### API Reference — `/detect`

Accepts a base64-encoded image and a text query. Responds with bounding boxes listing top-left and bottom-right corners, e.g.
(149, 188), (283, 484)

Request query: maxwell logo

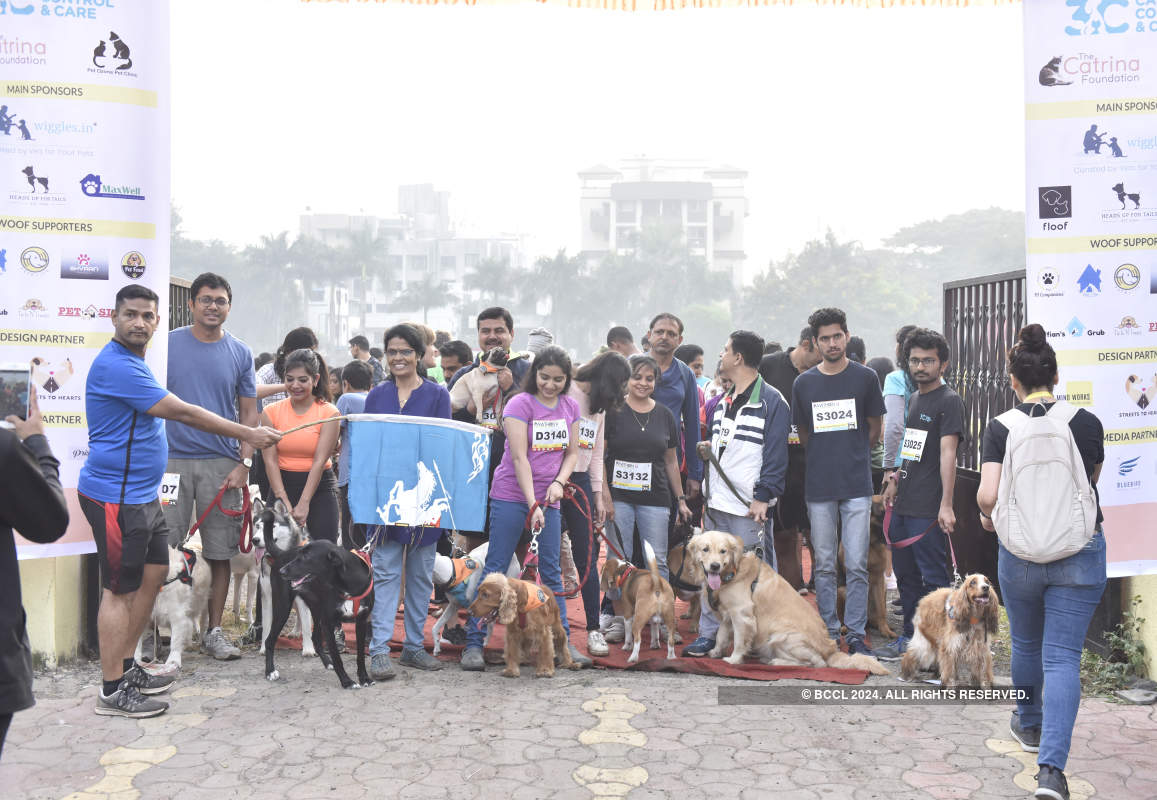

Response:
(80, 173), (144, 201)
(1065, 0), (1130, 36)
(1076, 264), (1102, 296)
(61, 252), (108, 280)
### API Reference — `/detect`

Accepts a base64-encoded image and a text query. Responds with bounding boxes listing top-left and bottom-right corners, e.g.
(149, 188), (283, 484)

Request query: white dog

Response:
(430, 542), (521, 655)
(135, 535), (211, 670)
(230, 549), (259, 624)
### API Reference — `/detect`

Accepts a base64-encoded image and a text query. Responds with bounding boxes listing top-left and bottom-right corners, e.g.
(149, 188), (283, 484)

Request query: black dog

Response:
(1112, 182), (1141, 210)
(279, 540), (374, 689)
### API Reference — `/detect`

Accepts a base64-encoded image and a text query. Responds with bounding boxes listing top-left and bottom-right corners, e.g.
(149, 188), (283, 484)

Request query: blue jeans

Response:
(561, 471), (600, 632)
(465, 498), (567, 650)
(698, 507), (764, 639)
(612, 501), (671, 579)
(369, 538), (437, 656)
(807, 496), (871, 639)
(999, 532), (1106, 771)
(889, 514), (950, 639)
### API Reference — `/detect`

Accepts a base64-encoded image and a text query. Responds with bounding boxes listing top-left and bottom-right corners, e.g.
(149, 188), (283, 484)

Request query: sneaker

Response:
(659, 623), (682, 645)
(369, 653), (396, 681)
(1034, 765), (1069, 800)
(565, 642), (592, 668)
(399, 649), (444, 671)
(891, 597), (903, 609)
(460, 647), (485, 672)
(845, 635), (878, 658)
(797, 586), (809, 596)
(586, 630), (609, 657)
(874, 636), (909, 663)
(121, 663), (175, 695)
(598, 612), (615, 630)
(681, 636), (716, 658)
(602, 617), (625, 644)
(95, 685), (168, 718)
(1011, 714), (1041, 753)
(202, 627), (241, 661)
(885, 571), (897, 591)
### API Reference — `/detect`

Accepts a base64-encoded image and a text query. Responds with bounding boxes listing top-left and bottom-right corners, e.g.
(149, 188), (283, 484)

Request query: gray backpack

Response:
(992, 401), (1096, 564)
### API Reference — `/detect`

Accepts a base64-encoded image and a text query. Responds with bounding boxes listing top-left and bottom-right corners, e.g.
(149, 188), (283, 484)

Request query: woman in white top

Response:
(563, 351), (631, 657)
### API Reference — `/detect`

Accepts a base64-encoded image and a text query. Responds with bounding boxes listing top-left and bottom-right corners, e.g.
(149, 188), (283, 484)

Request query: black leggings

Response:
(279, 468), (339, 543)
(0, 712), (11, 761)
(561, 470), (601, 632)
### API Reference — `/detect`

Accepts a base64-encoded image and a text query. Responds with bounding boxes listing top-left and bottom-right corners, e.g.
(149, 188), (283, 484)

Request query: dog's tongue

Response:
(707, 574), (722, 591)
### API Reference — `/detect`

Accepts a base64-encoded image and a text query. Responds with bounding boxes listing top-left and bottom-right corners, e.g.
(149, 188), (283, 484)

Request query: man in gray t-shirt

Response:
(162, 273), (257, 661)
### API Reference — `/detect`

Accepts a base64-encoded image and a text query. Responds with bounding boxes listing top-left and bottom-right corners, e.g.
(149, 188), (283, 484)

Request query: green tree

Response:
(392, 274), (458, 324)
(884, 207), (1025, 283)
(242, 231), (303, 346)
(464, 257), (516, 305)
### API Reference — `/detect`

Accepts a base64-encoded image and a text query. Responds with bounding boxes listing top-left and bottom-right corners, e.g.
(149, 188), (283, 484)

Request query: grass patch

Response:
(1080, 595), (1148, 699)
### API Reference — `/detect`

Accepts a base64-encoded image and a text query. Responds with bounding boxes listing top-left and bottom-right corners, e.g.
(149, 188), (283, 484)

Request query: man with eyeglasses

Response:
(790, 307), (885, 659)
(875, 328), (964, 662)
(161, 272), (258, 661)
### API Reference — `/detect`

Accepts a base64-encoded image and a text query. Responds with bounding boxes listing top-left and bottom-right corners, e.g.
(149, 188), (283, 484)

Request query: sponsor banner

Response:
(1025, 0), (1157, 576)
(5, 2), (170, 560)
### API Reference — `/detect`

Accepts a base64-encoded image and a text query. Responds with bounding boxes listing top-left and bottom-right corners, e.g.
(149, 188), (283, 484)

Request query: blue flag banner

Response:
(347, 414), (492, 531)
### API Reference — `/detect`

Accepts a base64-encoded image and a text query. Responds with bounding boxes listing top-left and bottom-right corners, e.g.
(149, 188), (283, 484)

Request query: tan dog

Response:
(836, 496), (896, 639)
(467, 573), (578, 678)
(667, 534), (702, 634)
(600, 555), (678, 663)
(692, 530), (889, 675)
(900, 574), (1000, 687)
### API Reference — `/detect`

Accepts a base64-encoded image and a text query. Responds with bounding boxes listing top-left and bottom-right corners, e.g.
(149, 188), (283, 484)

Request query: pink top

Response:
(567, 384), (606, 494)
(490, 392), (580, 509)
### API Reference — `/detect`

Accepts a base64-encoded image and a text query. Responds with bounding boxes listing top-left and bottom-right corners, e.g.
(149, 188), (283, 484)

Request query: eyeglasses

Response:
(386, 348), (415, 359)
(195, 296), (230, 308)
(908, 357), (939, 368)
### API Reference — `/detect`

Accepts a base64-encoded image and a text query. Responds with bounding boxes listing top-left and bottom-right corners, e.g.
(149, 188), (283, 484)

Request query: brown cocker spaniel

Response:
(467, 573), (578, 678)
(900, 574), (1000, 688)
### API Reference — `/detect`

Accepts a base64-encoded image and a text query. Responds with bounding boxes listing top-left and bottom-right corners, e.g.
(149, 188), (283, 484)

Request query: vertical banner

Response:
(1, 1), (171, 559)
(1023, 0), (1157, 576)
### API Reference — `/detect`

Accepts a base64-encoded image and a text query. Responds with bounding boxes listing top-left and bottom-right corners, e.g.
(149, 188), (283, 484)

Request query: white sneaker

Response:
(202, 627), (241, 661)
(602, 617), (625, 644)
(885, 572), (898, 591)
(599, 613), (614, 630)
(586, 630), (609, 657)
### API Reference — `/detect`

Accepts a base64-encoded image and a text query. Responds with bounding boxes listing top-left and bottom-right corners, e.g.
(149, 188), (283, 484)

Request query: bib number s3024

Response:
(811, 398), (857, 433)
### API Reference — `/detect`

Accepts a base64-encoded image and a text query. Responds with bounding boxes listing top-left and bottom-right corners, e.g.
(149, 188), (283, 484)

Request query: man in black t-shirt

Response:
(877, 329), (965, 661)
(791, 308), (886, 658)
(758, 326), (821, 590)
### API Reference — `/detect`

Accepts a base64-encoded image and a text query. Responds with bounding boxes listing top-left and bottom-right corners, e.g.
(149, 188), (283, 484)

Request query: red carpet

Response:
(275, 541), (870, 684)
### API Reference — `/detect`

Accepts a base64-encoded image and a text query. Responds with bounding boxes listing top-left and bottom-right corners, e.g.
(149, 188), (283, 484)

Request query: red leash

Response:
(521, 482), (603, 599)
(184, 485), (253, 554)
(348, 549), (374, 617)
(883, 505), (963, 585)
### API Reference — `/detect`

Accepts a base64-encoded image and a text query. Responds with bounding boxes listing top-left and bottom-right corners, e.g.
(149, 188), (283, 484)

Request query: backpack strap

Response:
(1046, 399), (1080, 425)
(995, 407), (1029, 433)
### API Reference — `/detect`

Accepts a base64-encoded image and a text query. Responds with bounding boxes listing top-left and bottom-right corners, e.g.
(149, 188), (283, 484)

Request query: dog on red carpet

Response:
(900, 574), (1000, 688)
(466, 573), (578, 678)
(600, 554), (678, 663)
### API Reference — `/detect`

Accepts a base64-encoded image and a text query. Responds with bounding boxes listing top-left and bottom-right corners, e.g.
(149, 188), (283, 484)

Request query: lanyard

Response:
(1024, 391), (1054, 403)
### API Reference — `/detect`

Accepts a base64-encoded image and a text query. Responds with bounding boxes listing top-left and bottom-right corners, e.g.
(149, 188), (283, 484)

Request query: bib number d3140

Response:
(532, 418), (569, 451)
(900, 428), (928, 462)
(159, 472), (181, 507)
(612, 460), (652, 492)
(811, 398), (857, 433)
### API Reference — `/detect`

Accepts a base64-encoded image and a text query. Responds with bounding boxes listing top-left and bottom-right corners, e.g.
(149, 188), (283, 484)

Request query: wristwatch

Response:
(241, 456), (253, 469)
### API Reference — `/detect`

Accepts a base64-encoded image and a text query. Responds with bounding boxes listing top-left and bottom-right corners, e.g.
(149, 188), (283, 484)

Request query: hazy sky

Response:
(170, 1), (1025, 277)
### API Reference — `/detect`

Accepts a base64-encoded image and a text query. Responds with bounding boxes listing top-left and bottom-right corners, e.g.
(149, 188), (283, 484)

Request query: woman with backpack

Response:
(976, 323), (1105, 800)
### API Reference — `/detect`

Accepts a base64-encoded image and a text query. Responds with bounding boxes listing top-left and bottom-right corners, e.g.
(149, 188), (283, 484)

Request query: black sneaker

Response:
(121, 664), (175, 696)
(95, 684), (168, 718)
(845, 635), (878, 658)
(1034, 764), (1069, 800)
(874, 636), (909, 663)
(681, 636), (716, 658)
(1011, 714), (1041, 753)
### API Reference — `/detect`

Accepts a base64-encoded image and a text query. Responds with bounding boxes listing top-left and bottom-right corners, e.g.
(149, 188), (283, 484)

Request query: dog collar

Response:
(162, 547), (198, 588)
(945, 596), (980, 626)
(615, 565), (637, 590)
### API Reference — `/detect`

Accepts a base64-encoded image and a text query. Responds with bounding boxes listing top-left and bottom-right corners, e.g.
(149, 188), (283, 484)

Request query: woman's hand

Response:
(979, 512), (995, 532)
(530, 506), (545, 533)
(292, 498), (310, 527)
(602, 490), (615, 522)
(594, 491), (606, 525)
(545, 480), (564, 506)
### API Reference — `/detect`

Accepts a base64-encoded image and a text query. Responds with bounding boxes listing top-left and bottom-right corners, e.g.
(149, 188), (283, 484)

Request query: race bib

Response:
(480, 405), (499, 429)
(811, 398), (857, 433)
(531, 418), (569, 451)
(900, 428), (928, 462)
(578, 416), (598, 450)
(788, 424), (801, 446)
(719, 418), (736, 448)
(159, 472), (181, 507)
(612, 460), (652, 492)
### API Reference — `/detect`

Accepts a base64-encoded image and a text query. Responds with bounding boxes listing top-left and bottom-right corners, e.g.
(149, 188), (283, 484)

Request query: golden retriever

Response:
(599, 555), (678, 663)
(466, 573), (578, 678)
(666, 537), (702, 634)
(900, 574), (999, 687)
(691, 530), (889, 675)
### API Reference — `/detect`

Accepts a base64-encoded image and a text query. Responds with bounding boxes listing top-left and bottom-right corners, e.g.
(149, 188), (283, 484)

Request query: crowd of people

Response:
(0, 270), (1108, 800)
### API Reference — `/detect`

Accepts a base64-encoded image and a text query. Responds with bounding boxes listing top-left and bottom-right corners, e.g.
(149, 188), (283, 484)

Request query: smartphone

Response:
(0, 362), (32, 429)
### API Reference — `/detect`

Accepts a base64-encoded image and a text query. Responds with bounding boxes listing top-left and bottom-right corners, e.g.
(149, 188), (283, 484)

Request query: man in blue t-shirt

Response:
(336, 359), (372, 549)
(79, 285), (280, 720)
(161, 273), (258, 661)
(791, 307), (886, 659)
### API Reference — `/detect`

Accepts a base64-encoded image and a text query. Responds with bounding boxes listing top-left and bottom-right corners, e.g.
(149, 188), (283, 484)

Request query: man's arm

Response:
(754, 397), (790, 504)
(221, 396), (260, 490)
(938, 433), (960, 533)
(868, 415), (883, 447)
(148, 393), (280, 449)
(882, 393), (906, 470)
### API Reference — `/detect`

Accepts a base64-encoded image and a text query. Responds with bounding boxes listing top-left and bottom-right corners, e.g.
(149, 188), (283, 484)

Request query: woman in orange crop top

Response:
(260, 348), (341, 542)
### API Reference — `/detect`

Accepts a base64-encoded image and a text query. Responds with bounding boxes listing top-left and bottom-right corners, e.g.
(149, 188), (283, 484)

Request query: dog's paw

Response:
(266, 670), (280, 682)
(359, 678), (374, 687)
(502, 667), (520, 678)
(324, 663), (334, 671)
(342, 681), (359, 690)
(708, 648), (724, 659)
(724, 654), (745, 666)
(534, 669), (555, 678)
(626, 654), (639, 665)
(666, 648), (677, 660)
(301, 648), (316, 658)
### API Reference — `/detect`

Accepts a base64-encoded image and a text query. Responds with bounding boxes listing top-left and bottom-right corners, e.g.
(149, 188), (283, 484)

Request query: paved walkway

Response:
(3, 651), (1155, 800)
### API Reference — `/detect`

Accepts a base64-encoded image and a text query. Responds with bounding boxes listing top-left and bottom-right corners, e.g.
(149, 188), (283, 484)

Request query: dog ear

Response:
(251, 497), (265, 519)
(727, 534), (744, 573)
(950, 586), (972, 634)
(273, 498), (289, 517)
(497, 578), (519, 625)
(984, 586), (1001, 635)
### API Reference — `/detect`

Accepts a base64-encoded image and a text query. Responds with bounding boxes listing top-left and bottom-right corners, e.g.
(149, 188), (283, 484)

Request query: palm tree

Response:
(391, 274), (458, 324)
(531, 249), (588, 344)
(345, 228), (394, 327)
(290, 235), (348, 348)
(244, 232), (301, 337)
(464, 257), (513, 305)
